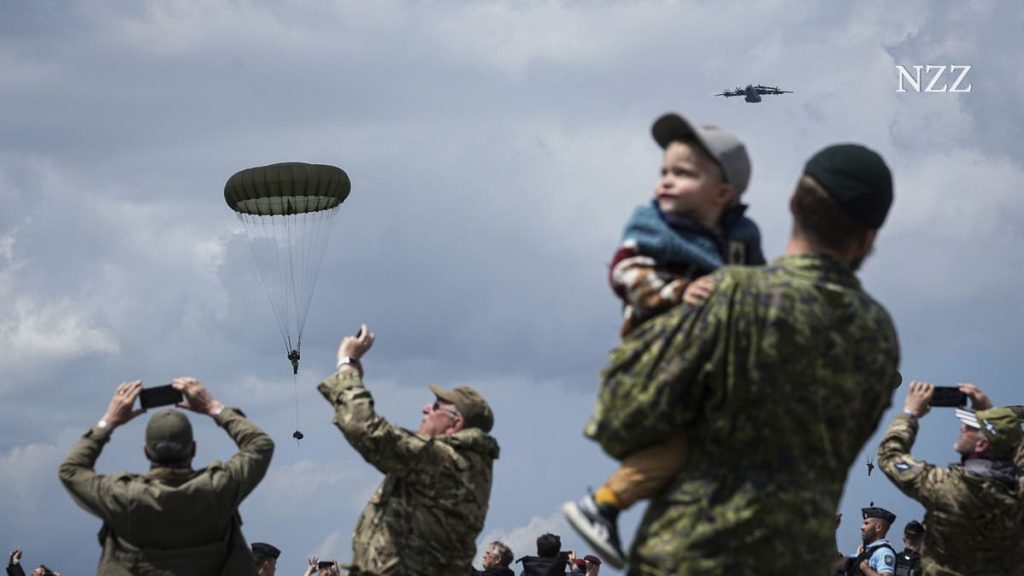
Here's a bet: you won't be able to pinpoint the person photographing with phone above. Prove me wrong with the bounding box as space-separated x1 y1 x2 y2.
878 381 1024 575
58 378 274 575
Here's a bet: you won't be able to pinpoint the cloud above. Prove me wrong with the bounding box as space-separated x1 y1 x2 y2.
478 511 571 564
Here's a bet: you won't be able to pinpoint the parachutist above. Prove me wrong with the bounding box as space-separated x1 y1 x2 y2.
288 350 300 374
292 430 304 441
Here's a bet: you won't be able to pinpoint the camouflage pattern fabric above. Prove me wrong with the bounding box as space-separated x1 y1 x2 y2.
878 414 1024 576
58 408 274 575
585 254 900 575
318 370 500 576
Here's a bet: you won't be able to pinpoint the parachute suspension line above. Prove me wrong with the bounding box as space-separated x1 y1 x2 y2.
291 371 303 442
240 212 292 355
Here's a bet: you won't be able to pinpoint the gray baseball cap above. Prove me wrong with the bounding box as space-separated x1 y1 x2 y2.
652 112 751 195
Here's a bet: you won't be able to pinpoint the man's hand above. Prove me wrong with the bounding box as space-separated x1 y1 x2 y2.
9 548 22 566
101 381 146 429
337 324 375 366
904 380 934 419
171 377 225 418
682 275 714 306
959 382 992 410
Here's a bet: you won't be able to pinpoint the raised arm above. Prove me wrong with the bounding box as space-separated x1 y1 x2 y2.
173 377 274 503
318 325 443 476
58 380 145 520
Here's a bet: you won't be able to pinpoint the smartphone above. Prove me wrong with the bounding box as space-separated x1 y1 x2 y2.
931 386 967 407
318 560 335 569
139 384 184 410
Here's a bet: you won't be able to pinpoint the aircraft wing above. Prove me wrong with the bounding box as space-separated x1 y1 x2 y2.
755 84 794 95
715 89 743 97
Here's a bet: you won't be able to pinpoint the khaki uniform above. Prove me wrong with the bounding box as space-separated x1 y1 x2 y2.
585 254 900 575
878 414 1024 576
318 370 500 576
58 408 274 576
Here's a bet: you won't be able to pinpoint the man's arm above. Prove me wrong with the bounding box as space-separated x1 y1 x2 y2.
58 381 145 520
877 381 955 509
585 273 726 459
318 325 440 476
172 377 274 503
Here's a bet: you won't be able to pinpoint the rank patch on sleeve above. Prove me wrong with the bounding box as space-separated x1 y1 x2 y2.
884 554 894 566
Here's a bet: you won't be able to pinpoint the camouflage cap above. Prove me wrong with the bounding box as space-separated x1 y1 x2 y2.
862 506 896 525
803 143 893 229
145 409 194 463
428 384 494 433
956 406 1024 459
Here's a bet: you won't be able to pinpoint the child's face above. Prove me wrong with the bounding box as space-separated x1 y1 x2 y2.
654 140 733 226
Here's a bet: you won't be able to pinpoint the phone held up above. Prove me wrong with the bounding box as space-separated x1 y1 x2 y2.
139 384 184 410
930 386 968 408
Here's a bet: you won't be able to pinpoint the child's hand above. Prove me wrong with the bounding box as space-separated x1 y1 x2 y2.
683 275 714 305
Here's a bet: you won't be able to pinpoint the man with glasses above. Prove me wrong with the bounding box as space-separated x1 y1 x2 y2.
319 325 500 576
878 381 1024 575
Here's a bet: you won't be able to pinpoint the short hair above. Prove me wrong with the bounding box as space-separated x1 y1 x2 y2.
488 541 514 567
791 176 868 253
536 533 561 558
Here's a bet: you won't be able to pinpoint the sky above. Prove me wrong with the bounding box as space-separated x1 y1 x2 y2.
2 0 1023 573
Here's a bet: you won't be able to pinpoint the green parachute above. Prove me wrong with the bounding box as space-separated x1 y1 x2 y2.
225 162 351 376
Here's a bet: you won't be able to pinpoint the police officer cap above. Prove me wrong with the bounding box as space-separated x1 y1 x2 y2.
251 542 281 561
862 506 896 525
429 384 494 432
803 143 893 229
145 409 193 463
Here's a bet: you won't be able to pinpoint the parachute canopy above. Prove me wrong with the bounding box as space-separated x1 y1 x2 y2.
225 162 351 374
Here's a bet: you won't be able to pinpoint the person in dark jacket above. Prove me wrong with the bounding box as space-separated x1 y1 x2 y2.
472 541 515 576
516 534 569 576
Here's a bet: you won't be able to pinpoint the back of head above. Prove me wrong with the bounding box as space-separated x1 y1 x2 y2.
536 533 561 557
145 409 194 466
903 520 924 545
793 144 893 252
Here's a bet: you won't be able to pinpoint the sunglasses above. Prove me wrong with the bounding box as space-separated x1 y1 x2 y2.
432 400 461 418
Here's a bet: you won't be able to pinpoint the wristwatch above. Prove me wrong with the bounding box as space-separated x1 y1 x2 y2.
337 356 363 373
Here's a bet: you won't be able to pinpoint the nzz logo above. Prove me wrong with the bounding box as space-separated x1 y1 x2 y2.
897 65 972 93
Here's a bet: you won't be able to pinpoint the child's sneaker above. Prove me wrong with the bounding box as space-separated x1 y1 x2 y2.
562 493 625 569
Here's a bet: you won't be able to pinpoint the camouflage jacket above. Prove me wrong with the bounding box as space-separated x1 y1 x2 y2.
586 254 900 576
878 414 1024 576
318 370 500 576
58 408 274 576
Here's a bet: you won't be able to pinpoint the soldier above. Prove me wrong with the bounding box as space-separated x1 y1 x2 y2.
878 381 1024 575
838 507 897 576
318 325 499 575
584 144 900 574
894 520 923 576
58 378 274 575
252 542 281 575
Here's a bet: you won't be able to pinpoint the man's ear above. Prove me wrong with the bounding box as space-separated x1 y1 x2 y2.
975 435 991 455
447 417 465 435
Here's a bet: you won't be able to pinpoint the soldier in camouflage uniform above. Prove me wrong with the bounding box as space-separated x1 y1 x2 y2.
878 381 1024 575
59 378 274 575
318 325 500 576
585 144 900 575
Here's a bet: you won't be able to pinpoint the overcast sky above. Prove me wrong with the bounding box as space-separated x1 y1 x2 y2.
2 0 1023 573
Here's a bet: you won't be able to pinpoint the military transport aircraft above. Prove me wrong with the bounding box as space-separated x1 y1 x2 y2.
715 84 793 103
